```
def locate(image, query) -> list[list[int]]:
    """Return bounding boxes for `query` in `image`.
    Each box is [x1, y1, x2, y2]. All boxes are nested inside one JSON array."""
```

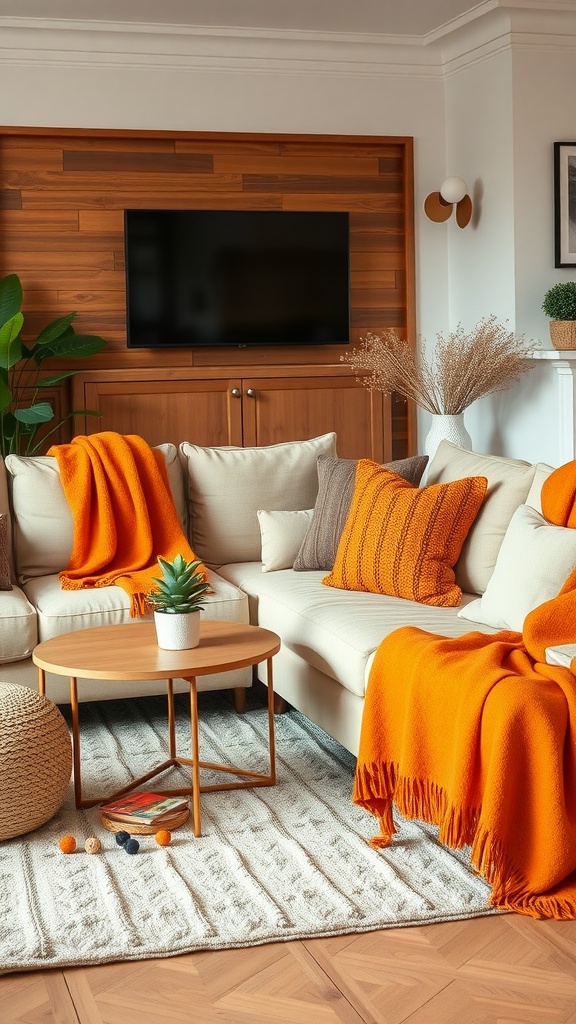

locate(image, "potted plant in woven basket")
[[542, 282, 576, 350], [146, 554, 210, 651]]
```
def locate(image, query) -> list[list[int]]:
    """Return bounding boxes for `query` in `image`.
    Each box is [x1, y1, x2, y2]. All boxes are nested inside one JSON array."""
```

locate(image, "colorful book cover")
[[100, 791, 188, 820]]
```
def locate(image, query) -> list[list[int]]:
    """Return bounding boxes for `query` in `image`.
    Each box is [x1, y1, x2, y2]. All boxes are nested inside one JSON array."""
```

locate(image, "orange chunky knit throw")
[[353, 460, 576, 919], [49, 432, 205, 617]]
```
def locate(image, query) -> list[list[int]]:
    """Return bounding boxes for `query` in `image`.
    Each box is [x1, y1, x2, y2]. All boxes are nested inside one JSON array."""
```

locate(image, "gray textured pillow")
[[0, 514, 12, 591], [293, 454, 429, 571]]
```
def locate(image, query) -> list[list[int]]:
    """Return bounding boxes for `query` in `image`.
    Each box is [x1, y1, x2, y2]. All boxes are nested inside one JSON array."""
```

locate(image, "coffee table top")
[[33, 620, 280, 681]]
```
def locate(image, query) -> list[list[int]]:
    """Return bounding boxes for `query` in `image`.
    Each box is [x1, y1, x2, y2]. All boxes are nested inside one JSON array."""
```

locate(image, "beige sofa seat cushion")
[[179, 433, 337, 567], [6, 443, 186, 583], [217, 564, 497, 698], [24, 568, 249, 643], [0, 586, 37, 663], [426, 441, 537, 595]]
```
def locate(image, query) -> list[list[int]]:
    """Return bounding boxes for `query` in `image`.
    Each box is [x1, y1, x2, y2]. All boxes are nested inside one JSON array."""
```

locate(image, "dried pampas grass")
[[343, 316, 536, 415]]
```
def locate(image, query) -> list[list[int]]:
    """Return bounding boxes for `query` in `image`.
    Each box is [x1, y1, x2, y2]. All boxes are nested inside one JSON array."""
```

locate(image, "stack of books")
[[99, 791, 190, 831]]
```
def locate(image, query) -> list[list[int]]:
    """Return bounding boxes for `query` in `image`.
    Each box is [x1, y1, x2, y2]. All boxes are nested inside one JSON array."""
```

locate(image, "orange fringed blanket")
[[49, 432, 205, 617], [353, 460, 576, 919]]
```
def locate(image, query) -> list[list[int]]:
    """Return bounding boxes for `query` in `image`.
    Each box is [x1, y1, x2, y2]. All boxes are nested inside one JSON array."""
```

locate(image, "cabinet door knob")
[[231, 388, 242, 398], [246, 388, 256, 398]]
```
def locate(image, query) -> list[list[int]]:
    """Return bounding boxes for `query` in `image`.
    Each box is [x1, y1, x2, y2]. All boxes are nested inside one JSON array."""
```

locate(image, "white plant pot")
[[424, 413, 472, 464], [153, 610, 201, 651]]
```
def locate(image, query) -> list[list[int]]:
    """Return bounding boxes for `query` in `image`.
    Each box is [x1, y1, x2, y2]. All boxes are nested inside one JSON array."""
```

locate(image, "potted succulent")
[[146, 554, 210, 651], [542, 281, 576, 350]]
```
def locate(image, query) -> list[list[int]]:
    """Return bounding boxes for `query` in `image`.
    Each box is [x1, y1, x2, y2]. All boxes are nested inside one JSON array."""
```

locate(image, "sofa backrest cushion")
[[323, 459, 487, 607], [293, 453, 429, 571], [179, 433, 337, 567], [5, 443, 186, 582], [525, 462, 554, 513], [426, 441, 538, 595]]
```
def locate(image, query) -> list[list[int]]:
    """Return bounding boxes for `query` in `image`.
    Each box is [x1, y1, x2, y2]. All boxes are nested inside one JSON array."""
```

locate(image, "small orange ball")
[[155, 829, 172, 846], [58, 835, 76, 854]]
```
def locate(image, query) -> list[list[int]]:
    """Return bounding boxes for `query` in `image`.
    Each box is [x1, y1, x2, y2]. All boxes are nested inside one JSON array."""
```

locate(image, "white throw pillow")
[[257, 509, 314, 572], [5, 443, 186, 582], [179, 433, 337, 567], [426, 441, 537, 596], [458, 504, 576, 632]]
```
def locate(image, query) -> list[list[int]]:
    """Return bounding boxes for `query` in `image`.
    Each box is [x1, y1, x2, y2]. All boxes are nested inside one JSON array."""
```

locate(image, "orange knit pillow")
[[323, 460, 487, 607]]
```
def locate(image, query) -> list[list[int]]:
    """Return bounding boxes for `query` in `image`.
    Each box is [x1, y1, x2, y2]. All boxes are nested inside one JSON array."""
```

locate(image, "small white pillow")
[[458, 504, 576, 632], [257, 509, 314, 572]]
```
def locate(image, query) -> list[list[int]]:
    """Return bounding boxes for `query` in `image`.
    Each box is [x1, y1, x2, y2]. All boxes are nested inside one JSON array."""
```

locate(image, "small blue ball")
[[115, 830, 130, 846], [124, 838, 140, 855]]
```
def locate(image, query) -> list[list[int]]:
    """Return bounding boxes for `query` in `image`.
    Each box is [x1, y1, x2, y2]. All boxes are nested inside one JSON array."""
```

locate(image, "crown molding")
[[1, 6, 576, 78], [0, 19, 442, 78]]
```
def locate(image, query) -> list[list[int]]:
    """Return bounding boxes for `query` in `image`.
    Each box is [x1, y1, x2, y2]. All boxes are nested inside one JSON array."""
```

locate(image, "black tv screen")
[[125, 209, 350, 349]]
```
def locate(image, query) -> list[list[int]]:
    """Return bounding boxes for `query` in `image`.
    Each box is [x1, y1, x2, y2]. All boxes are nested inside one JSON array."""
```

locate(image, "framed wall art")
[[554, 141, 576, 267]]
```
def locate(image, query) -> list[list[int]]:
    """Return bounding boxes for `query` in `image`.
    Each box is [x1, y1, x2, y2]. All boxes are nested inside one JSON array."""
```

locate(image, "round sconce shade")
[[439, 176, 468, 204]]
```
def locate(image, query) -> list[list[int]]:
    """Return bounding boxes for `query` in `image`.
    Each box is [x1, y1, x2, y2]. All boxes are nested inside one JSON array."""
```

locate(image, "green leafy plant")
[[542, 282, 576, 321], [146, 555, 210, 614], [0, 272, 108, 457]]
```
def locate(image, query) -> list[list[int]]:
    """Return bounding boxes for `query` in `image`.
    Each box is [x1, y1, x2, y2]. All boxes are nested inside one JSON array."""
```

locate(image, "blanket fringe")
[[353, 763, 576, 919], [59, 573, 148, 619]]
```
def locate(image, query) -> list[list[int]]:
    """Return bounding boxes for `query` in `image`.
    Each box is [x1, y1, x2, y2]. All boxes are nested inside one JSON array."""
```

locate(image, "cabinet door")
[[241, 375, 388, 461], [74, 377, 244, 447]]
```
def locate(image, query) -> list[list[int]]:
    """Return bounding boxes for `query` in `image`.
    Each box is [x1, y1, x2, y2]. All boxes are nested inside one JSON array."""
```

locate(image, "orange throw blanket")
[[49, 432, 205, 617], [353, 460, 576, 919]]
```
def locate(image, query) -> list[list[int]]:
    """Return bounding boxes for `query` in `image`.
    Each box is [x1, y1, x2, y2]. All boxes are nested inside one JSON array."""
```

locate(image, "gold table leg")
[[45, 662, 277, 817]]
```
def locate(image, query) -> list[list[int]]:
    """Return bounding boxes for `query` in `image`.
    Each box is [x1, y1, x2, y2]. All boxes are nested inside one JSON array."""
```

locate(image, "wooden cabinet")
[[72, 365, 397, 462]]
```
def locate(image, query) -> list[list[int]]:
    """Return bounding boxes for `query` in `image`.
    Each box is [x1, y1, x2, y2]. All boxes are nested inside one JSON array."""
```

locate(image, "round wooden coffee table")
[[33, 620, 281, 836]]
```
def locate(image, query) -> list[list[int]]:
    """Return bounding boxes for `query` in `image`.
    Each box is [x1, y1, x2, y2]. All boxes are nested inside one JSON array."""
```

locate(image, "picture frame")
[[554, 141, 576, 267]]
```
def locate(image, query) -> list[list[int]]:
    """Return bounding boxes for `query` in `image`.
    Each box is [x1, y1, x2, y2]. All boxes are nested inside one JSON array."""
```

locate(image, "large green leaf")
[[37, 370, 78, 387], [0, 274, 23, 327], [14, 401, 54, 425], [34, 312, 77, 347], [41, 333, 108, 360], [0, 313, 24, 370]]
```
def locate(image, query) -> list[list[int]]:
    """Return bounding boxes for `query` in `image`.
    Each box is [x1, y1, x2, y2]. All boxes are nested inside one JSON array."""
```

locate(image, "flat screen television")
[[125, 209, 350, 349]]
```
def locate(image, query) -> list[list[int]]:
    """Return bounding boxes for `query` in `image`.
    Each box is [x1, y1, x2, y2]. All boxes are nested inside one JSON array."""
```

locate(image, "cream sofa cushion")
[[25, 567, 249, 641], [257, 509, 314, 572], [459, 504, 576, 632], [6, 443, 186, 582], [180, 433, 337, 567], [426, 441, 537, 595], [525, 462, 554, 513], [218, 563, 496, 698], [0, 585, 37, 663]]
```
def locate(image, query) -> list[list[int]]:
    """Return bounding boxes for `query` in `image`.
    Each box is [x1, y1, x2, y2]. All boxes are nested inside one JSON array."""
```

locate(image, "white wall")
[[451, 43, 576, 465]]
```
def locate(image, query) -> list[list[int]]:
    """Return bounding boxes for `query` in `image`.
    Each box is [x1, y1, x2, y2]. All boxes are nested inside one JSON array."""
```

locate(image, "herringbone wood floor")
[[3, 914, 576, 1023]]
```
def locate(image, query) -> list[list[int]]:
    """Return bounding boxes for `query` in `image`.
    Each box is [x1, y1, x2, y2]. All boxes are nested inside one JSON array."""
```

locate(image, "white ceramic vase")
[[424, 413, 472, 464], [153, 609, 201, 651]]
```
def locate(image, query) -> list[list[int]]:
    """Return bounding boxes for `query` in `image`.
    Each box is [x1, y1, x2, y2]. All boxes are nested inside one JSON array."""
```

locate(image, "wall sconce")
[[424, 176, 472, 228]]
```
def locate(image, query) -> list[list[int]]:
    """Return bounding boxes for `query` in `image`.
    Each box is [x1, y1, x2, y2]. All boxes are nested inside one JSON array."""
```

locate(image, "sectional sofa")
[[0, 433, 556, 756]]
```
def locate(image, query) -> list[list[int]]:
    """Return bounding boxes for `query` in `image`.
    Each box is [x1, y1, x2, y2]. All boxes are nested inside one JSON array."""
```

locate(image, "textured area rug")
[[1, 692, 496, 973]]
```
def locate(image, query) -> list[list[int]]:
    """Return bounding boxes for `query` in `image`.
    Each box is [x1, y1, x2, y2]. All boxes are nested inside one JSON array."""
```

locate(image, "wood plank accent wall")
[[0, 128, 415, 451]]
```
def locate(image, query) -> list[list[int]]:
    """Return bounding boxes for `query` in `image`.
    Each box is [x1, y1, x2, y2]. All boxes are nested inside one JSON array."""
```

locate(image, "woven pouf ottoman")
[[0, 682, 72, 841]]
